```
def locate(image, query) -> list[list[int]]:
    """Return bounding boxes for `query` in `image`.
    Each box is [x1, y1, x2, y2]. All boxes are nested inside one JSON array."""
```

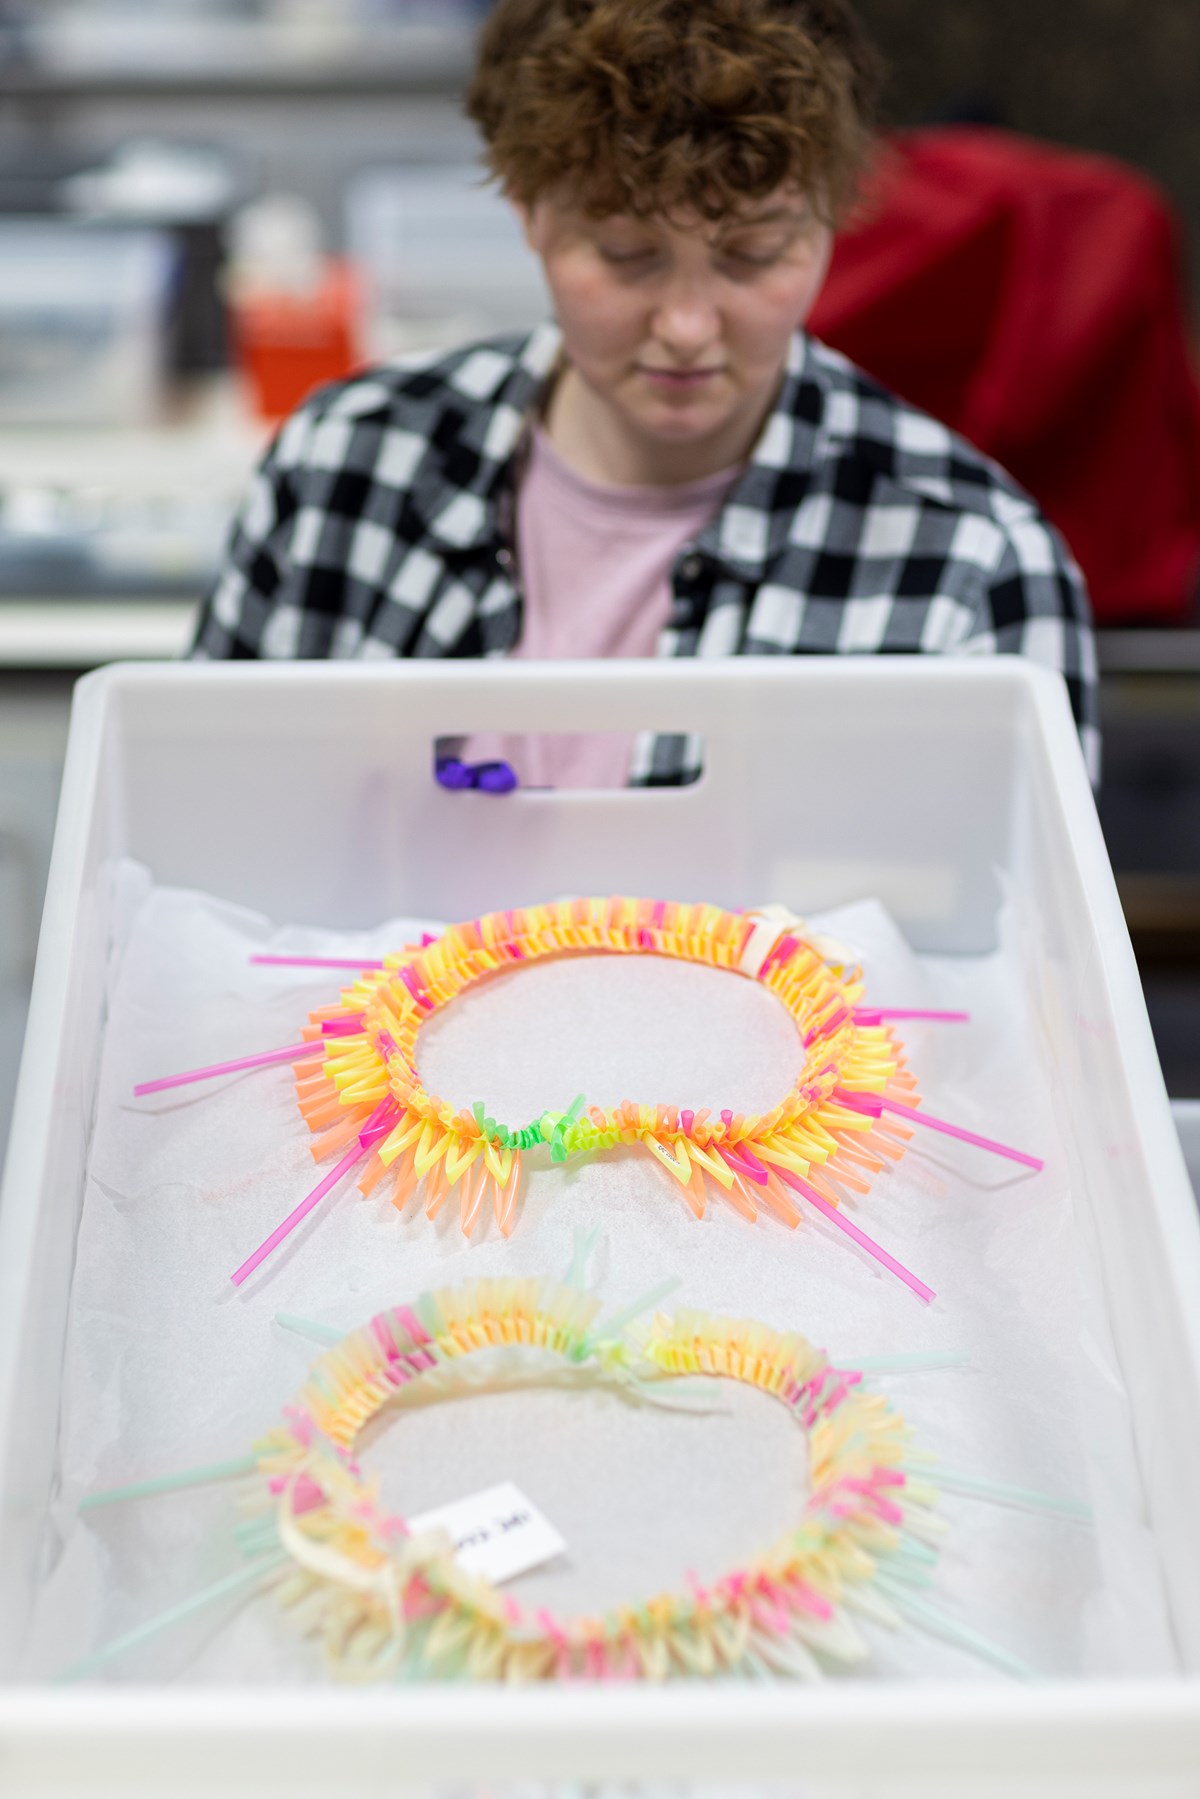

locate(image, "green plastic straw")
[[851, 1351, 972, 1375], [919, 1465, 1092, 1522], [585, 1276, 682, 1352], [274, 1312, 343, 1347], [234, 1517, 280, 1552], [873, 1556, 933, 1591], [874, 1575, 1036, 1681], [58, 1550, 290, 1683], [564, 1225, 602, 1290], [888, 1534, 940, 1568], [80, 1455, 258, 1511]]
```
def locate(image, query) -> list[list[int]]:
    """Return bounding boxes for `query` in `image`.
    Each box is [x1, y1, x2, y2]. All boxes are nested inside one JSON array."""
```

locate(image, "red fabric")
[[808, 128, 1200, 624]]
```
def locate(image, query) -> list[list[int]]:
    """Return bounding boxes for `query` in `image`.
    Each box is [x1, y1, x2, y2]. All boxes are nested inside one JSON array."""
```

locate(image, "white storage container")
[[1172, 1100, 1200, 1205], [0, 220, 175, 425], [2, 657, 1199, 1795]]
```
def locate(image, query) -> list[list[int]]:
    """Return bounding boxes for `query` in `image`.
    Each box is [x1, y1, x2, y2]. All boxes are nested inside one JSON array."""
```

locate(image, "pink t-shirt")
[[463, 427, 741, 789]]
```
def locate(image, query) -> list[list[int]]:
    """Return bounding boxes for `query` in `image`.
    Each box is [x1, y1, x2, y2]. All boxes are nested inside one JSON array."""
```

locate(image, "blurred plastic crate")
[[0, 220, 176, 425]]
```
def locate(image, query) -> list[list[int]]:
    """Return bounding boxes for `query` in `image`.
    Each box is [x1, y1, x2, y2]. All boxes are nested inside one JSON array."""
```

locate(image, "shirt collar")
[[417, 322, 560, 555], [417, 322, 830, 578], [697, 331, 831, 580]]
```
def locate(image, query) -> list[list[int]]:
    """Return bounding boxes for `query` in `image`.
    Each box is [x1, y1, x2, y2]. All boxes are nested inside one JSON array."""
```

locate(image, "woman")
[[192, 0, 1098, 788]]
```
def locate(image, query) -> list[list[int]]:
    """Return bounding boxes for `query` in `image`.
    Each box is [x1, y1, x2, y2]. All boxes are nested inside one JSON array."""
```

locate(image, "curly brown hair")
[[465, 0, 882, 226]]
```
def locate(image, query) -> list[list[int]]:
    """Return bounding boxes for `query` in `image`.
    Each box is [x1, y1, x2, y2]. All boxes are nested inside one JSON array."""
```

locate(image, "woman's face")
[[521, 189, 832, 463]]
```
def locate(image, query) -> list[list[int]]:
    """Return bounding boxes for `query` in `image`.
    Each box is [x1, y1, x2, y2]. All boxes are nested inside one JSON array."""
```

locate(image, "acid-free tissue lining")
[[24, 868, 1177, 1685]]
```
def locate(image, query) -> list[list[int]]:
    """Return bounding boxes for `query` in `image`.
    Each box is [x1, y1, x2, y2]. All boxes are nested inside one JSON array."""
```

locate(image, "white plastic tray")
[[2, 658, 1200, 1794], [1171, 1100, 1200, 1205]]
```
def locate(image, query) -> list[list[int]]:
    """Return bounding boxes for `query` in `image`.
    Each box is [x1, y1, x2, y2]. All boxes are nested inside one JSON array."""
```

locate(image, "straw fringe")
[[252, 1277, 938, 1684], [292, 899, 920, 1249]]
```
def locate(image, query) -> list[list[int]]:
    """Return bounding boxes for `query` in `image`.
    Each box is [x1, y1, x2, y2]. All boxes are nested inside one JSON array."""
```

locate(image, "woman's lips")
[[638, 365, 723, 390]]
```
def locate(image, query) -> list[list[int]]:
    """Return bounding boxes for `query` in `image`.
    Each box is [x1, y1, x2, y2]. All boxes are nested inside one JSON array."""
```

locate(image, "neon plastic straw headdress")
[[134, 897, 1042, 1296]]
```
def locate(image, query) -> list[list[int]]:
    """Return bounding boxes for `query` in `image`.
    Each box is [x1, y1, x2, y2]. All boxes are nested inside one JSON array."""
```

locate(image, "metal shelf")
[[0, 600, 196, 668], [0, 18, 475, 99]]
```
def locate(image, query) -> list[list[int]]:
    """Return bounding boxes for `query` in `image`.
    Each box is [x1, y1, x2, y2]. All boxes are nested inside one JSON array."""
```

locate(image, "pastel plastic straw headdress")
[[252, 1279, 943, 1682], [73, 1263, 1083, 1685]]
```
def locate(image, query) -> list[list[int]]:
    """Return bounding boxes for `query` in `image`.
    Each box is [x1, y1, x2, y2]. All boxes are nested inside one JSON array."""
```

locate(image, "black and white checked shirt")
[[192, 323, 1100, 784]]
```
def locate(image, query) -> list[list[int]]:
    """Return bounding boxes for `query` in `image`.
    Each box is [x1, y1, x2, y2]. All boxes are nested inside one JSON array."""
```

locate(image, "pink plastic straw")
[[229, 1099, 396, 1287], [834, 1088, 1043, 1172], [321, 1017, 364, 1037], [230, 1145, 367, 1287], [721, 1145, 770, 1184], [134, 1039, 324, 1096], [879, 1097, 1044, 1170], [852, 1008, 970, 1024], [250, 955, 387, 971], [774, 1167, 935, 1305]]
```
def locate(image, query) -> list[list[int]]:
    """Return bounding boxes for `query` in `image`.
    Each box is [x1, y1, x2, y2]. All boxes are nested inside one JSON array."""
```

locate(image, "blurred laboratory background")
[[1, 0, 1199, 1161]]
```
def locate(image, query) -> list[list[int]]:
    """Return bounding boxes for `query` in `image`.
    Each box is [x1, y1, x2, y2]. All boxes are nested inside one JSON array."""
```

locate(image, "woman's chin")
[[628, 398, 731, 446]]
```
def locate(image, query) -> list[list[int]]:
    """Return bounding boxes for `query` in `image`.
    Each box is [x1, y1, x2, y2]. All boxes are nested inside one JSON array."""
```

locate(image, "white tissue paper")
[[24, 865, 1176, 1684]]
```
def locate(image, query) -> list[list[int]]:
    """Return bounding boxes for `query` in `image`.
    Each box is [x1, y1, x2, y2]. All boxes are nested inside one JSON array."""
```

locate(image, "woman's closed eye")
[[717, 236, 792, 270], [597, 242, 659, 267]]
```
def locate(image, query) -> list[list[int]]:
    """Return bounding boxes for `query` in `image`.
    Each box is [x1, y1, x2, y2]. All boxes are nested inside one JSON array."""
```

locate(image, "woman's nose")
[[652, 278, 721, 358]]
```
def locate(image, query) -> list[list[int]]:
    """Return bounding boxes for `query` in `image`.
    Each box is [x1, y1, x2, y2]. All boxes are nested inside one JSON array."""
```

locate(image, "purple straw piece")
[[251, 955, 387, 971], [474, 760, 519, 795], [134, 1039, 324, 1097], [435, 758, 476, 791]]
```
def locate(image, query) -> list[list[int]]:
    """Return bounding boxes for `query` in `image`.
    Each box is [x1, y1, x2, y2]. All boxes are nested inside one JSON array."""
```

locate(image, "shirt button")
[[495, 547, 514, 570], [680, 554, 702, 581]]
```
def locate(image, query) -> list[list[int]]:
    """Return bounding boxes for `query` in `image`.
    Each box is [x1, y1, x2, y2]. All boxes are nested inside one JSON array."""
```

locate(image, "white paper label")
[[406, 1481, 567, 1585]]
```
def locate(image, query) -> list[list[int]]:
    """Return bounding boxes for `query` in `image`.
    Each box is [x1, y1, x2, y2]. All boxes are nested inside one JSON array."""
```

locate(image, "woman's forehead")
[[542, 187, 817, 235]]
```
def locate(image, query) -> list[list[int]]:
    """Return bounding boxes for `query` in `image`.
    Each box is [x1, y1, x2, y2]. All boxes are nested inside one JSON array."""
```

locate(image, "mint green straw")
[[234, 1515, 280, 1552], [58, 1550, 290, 1683], [80, 1455, 258, 1511], [564, 1225, 602, 1290], [874, 1575, 1036, 1681], [875, 1553, 934, 1590], [274, 1311, 343, 1347], [886, 1533, 939, 1568], [851, 1351, 972, 1375], [581, 1276, 682, 1357], [920, 1465, 1092, 1522]]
